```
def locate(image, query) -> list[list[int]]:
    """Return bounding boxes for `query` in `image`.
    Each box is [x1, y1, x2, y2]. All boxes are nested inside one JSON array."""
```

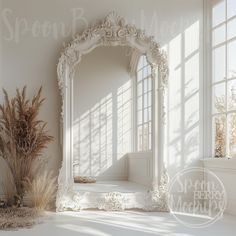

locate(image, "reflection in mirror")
[[136, 55, 152, 152], [73, 46, 133, 183]]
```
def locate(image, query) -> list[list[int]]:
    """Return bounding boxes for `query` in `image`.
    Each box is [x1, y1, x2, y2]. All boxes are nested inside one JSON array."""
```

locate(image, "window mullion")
[[142, 78, 144, 150], [207, 0, 213, 158], [225, 0, 229, 157]]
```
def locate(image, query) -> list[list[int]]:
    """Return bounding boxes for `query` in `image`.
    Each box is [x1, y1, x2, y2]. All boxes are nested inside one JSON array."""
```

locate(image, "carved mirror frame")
[[56, 12, 169, 211]]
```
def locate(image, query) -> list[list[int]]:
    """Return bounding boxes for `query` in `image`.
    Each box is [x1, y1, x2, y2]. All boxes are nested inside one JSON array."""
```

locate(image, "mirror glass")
[[73, 46, 132, 181]]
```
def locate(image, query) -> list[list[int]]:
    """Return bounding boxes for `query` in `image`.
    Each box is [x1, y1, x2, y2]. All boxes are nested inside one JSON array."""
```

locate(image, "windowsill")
[[127, 151, 153, 158], [128, 151, 152, 154], [201, 157, 236, 171]]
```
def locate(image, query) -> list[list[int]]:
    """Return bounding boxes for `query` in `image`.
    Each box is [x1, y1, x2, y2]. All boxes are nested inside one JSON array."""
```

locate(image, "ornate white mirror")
[[56, 12, 169, 211]]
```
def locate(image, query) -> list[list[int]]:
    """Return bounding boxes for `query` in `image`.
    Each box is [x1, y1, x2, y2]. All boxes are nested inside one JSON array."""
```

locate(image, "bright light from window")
[[211, 0, 236, 158], [212, 0, 226, 27], [136, 55, 152, 152]]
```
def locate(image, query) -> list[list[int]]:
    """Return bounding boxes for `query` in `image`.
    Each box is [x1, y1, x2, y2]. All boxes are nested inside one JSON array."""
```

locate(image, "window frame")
[[204, 0, 236, 158], [134, 55, 154, 152]]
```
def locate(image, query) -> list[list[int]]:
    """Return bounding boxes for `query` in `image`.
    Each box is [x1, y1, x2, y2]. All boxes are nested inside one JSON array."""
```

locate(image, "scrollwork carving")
[[56, 169, 169, 212], [98, 192, 125, 211]]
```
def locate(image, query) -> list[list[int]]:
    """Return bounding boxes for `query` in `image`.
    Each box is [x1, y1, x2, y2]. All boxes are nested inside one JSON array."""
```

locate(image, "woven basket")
[[74, 176, 96, 183]]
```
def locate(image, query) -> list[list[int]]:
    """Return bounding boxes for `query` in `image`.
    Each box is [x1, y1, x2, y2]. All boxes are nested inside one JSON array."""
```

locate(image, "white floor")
[[73, 181, 148, 193], [1, 211, 236, 236]]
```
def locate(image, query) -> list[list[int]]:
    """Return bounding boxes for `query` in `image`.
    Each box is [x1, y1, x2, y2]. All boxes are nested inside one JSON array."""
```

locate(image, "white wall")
[[0, 0, 203, 192], [203, 159, 236, 215], [73, 46, 131, 180], [164, 5, 203, 178], [128, 152, 153, 187]]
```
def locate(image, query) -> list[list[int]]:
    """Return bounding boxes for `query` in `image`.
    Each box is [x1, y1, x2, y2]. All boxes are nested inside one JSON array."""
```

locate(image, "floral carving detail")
[[56, 171, 170, 212], [144, 169, 169, 212], [98, 192, 125, 211], [56, 175, 81, 212]]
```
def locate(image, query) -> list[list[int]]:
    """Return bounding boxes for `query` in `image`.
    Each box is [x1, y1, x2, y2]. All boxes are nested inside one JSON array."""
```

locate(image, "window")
[[211, 0, 236, 157], [136, 55, 153, 151]]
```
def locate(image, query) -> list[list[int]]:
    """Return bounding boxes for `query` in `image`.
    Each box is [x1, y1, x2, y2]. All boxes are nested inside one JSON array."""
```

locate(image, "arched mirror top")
[[57, 11, 168, 97]]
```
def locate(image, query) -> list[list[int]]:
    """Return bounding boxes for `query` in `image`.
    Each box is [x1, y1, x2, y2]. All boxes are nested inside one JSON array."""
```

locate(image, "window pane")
[[143, 65, 151, 79], [137, 82, 142, 96], [148, 77, 152, 91], [137, 96, 142, 110], [143, 55, 148, 67], [227, 18, 236, 40], [137, 126, 143, 151], [137, 70, 143, 82], [142, 67, 147, 79], [213, 83, 226, 113], [149, 121, 152, 133], [138, 110, 143, 125], [227, 40, 236, 79], [149, 133, 152, 150], [228, 113, 236, 158], [143, 79, 148, 93], [144, 108, 148, 123], [148, 92, 152, 107], [228, 79, 236, 110], [147, 65, 152, 76], [184, 21, 199, 57], [144, 93, 148, 108], [148, 107, 152, 121], [213, 115, 226, 157], [143, 66, 151, 79], [212, 24, 226, 46], [212, 0, 226, 27], [227, 0, 236, 19], [143, 124, 148, 150], [212, 46, 226, 82], [137, 55, 145, 70], [137, 58, 142, 71]]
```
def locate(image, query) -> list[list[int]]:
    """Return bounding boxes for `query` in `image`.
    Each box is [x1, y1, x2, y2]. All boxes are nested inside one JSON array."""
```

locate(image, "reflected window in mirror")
[[136, 55, 153, 152]]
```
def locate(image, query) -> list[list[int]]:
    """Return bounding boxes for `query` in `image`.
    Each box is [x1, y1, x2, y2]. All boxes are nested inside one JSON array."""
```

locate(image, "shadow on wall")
[[72, 19, 203, 180], [163, 20, 202, 177], [72, 46, 132, 180], [73, 84, 131, 180]]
